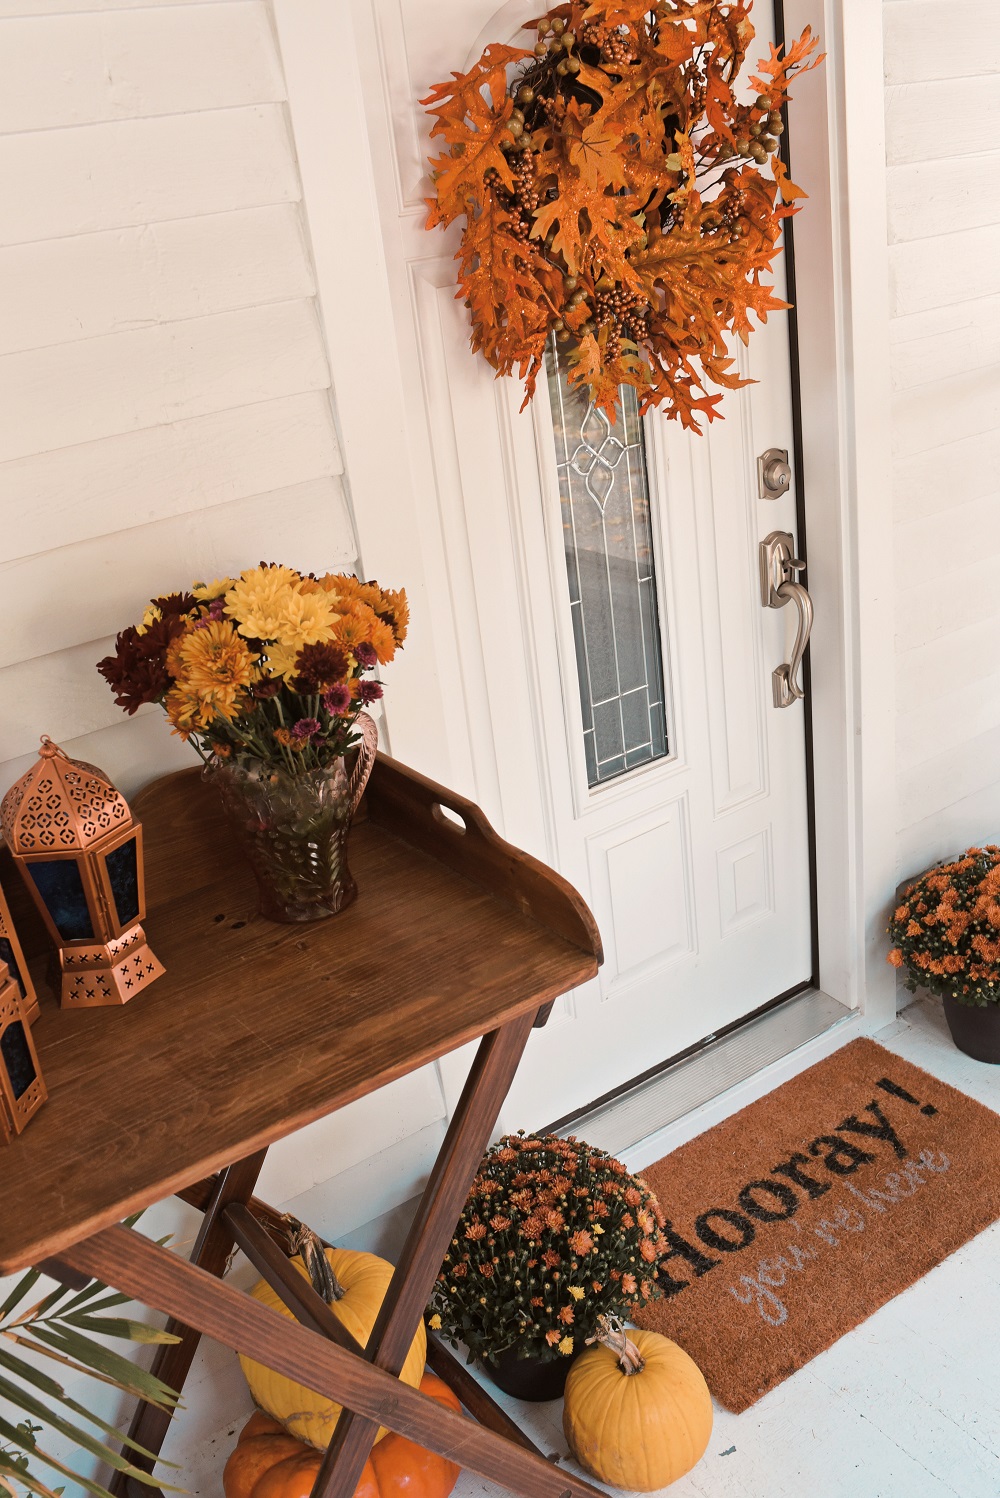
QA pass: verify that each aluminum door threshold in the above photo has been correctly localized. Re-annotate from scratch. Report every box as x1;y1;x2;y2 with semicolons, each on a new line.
551;987;853;1159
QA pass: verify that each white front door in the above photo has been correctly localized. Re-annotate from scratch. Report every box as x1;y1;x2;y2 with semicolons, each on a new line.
348;0;812;1126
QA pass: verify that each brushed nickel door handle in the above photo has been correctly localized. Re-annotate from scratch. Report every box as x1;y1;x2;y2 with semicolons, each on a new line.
759;530;813;708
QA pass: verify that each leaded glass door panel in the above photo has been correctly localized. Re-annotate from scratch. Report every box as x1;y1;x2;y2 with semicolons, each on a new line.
346;0;814;1129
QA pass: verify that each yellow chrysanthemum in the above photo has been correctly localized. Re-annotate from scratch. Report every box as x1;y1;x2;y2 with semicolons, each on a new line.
262;641;301;683
163;621;257;736
274;587;339;650
567;1286;585;1301
135;604;162;636
225;565;339;649
224;564;304;640
558;1336;574;1356
172;620;258;694
192;576;236;601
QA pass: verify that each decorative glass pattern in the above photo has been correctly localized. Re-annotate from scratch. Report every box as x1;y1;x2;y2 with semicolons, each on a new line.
546;340;668;786
28;859;94;941
105;836;140;927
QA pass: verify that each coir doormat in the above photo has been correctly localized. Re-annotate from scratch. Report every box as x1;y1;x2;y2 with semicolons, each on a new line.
634;1038;1000;1411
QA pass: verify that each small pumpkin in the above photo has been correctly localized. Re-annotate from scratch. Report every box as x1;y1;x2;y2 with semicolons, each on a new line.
239;1246;426;1449
562;1317;712;1491
223;1373;463;1498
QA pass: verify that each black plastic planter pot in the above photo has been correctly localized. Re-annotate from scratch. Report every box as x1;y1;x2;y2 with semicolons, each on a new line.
943;995;1000;1064
479;1345;575;1401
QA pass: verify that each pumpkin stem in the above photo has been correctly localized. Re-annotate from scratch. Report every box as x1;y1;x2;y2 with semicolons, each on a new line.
282;1215;348;1303
593;1314;646;1376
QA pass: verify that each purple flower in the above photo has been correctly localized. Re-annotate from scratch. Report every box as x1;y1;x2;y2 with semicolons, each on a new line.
208;598;226;620
358;680;383;705
355;641;378;668
323;684;352;715
291;717;321;740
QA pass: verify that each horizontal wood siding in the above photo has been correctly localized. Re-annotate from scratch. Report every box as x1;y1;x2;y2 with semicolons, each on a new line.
0;0;354;798
887;0;1000;871
0;24;456;1493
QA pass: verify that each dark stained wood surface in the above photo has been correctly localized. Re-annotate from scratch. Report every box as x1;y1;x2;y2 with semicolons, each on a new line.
0;758;600;1272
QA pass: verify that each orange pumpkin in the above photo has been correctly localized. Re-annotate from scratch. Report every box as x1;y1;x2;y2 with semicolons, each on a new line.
223;1372;463;1498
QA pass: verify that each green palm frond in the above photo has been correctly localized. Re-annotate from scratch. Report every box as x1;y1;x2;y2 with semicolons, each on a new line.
0;1234;184;1498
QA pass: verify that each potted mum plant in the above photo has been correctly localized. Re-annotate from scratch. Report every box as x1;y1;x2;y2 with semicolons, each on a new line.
97;566;407;923
888;846;1000;1063
426;1132;670;1402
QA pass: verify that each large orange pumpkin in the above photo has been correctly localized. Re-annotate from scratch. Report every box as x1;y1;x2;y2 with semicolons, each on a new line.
223;1372;463;1498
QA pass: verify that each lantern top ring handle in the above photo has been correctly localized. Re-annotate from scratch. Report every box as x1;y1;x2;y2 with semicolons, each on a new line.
38;736;65;760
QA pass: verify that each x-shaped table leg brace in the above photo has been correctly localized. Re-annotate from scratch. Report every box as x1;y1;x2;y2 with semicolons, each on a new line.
60;1009;604;1498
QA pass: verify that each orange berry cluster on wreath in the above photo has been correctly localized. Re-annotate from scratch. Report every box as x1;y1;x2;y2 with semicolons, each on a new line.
423;0;822;429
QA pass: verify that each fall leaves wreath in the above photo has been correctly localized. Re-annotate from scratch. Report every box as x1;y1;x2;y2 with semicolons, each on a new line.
423;1;822;429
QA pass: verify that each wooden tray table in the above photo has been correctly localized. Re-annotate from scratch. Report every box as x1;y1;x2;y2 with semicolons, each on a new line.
0;754;605;1498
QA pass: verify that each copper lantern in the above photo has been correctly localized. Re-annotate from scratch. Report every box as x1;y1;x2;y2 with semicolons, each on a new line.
0;958;46;1143
0;738;164;1007
0;877;39;1024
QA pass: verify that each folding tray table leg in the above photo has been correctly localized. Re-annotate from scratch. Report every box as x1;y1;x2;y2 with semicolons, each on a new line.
310;1009;538;1498
62;1224;606;1498
108;1148;267;1498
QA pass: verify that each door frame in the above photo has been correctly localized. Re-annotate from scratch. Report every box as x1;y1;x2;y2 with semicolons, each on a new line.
271;0;897;1031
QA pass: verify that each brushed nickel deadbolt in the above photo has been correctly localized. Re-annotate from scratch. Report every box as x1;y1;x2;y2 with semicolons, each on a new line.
758;447;791;500
759;530;813;708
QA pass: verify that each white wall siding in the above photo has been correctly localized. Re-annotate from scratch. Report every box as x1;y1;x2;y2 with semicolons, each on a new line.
885;0;1000;876
0;18;452;1495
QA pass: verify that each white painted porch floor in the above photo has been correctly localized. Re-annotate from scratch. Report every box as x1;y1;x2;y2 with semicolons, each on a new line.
170;995;1000;1498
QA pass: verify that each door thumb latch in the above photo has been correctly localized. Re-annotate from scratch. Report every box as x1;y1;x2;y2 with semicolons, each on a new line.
759;530;813;708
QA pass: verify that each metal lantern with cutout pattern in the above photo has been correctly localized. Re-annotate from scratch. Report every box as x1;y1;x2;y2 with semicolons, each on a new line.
0;876;39;1023
0;737;164;1007
0;957;46;1143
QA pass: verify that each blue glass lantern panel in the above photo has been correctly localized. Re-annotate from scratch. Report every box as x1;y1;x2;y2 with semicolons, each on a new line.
1;1020;36;1101
27;860;94;941
104;836;140;927
0;939;27;1002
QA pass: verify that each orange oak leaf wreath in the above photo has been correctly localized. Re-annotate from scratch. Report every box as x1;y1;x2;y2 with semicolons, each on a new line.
422;1;822;429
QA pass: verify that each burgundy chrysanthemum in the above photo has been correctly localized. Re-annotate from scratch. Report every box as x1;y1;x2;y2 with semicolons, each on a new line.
358;680;383;705
151;592;198;618
292;642;350;693
323;683;352;716
354;641;378;668
291;717;321;741
96;614;186;714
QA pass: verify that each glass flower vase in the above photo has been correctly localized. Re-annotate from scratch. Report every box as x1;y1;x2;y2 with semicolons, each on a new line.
208;714;378;923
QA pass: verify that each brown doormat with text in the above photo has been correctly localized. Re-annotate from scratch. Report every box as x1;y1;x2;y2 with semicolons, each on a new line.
634;1038;1000;1411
